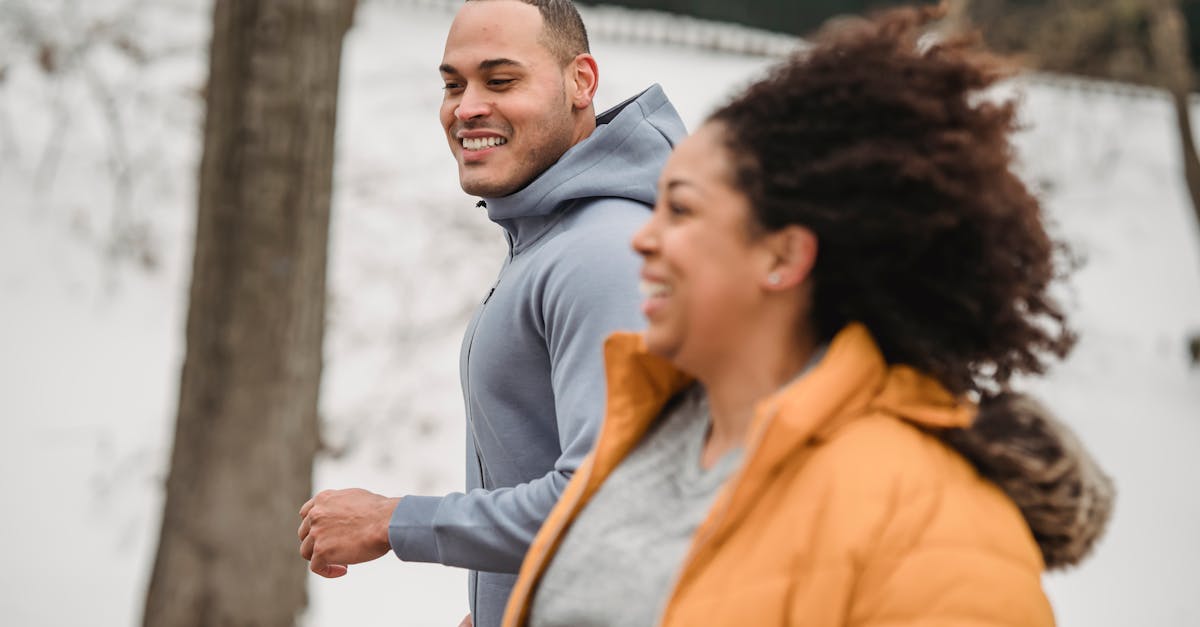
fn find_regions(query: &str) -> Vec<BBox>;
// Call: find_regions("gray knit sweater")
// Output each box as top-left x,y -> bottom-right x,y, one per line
529,384 -> 742,627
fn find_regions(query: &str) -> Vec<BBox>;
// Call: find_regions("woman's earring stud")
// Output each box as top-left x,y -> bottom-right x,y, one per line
768,273 -> 782,286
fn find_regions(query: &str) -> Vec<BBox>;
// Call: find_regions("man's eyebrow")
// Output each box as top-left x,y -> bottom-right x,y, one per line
440,58 -> 526,74
478,58 -> 525,71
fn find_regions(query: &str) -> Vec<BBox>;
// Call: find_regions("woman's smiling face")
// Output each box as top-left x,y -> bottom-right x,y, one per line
632,123 -> 781,369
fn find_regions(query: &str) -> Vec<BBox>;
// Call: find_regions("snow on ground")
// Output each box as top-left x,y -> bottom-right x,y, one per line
1,1 -> 1198,625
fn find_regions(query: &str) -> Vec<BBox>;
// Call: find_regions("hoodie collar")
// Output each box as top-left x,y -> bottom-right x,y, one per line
480,84 -> 682,251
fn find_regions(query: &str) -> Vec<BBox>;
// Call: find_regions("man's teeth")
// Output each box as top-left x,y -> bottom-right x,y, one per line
639,280 -> 672,298
462,136 -> 508,151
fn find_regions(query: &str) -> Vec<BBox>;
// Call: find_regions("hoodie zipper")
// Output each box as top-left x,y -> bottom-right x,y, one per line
461,226 -> 515,617
463,228 -> 515,497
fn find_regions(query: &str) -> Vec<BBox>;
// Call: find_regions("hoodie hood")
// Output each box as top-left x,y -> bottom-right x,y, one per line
482,84 -> 686,249
594,325 -> 1114,572
765,329 -> 1114,572
942,392 -> 1115,570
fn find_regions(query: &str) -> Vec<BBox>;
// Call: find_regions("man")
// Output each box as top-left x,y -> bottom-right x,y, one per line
297,1 -> 686,625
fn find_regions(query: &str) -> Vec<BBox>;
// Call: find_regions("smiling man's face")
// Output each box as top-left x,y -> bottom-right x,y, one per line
439,1 -> 581,197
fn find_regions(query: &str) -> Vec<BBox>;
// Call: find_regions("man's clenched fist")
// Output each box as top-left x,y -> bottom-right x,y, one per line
298,488 -> 401,578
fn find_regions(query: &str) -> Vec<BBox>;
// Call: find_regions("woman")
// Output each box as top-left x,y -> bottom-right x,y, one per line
503,7 -> 1112,626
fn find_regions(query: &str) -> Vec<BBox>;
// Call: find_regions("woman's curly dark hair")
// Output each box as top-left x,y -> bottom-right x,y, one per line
709,6 -> 1075,397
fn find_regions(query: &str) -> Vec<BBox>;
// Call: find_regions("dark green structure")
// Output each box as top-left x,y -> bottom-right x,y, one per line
589,0 -> 933,36
591,0 -> 1200,72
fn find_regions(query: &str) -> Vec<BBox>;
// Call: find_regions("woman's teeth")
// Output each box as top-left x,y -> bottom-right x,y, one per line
639,280 -> 672,298
462,137 -> 507,151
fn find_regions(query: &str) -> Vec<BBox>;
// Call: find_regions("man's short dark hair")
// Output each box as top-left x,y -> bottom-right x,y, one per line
468,0 -> 590,64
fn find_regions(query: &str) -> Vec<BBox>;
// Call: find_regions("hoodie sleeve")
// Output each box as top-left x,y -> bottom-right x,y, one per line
387,200 -> 647,573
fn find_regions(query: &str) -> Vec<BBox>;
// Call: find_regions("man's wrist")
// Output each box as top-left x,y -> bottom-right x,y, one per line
378,496 -> 402,553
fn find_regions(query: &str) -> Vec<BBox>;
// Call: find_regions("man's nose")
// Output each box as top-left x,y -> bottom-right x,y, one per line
455,85 -> 492,121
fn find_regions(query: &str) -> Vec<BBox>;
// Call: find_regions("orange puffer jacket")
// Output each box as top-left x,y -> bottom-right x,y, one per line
503,323 -> 1070,626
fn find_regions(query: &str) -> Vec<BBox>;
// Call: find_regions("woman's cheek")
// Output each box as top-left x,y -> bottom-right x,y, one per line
689,277 -> 738,336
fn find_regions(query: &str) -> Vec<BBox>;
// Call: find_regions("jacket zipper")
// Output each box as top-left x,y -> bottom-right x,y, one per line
464,235 -> 515,481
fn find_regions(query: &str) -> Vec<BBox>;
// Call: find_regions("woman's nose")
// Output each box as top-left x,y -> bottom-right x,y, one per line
631,214 -> 659,257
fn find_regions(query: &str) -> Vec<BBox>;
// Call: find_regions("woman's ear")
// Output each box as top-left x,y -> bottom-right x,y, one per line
569,54 -> 600,110
762,226 -> 818,290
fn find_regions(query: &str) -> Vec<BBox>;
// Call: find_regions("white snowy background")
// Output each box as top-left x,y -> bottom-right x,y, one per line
1,0 -> 1198,625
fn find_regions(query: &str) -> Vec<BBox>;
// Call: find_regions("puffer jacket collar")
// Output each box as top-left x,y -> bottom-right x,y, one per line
595,323 -> 973,476
593,324 -> 1114,573
590,323 -> 975,567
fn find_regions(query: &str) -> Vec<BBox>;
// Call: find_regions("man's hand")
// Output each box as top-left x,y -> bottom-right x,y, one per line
457,613 -> 473,627
298,488 -> 401,578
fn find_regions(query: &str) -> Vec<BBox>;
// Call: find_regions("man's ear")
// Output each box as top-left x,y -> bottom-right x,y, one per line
762,225 -> 818,290
568,53 -> 599,110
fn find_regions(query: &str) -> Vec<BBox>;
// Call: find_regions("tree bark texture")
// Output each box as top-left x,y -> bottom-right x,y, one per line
143,1 -> 355,626
1149,0 -> 1200,242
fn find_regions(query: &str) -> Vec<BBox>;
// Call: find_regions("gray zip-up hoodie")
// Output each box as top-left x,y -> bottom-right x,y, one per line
388,84 -> 686,626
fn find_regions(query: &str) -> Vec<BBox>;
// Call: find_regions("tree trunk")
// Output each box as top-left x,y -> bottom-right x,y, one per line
1168,89 -> 1200,236
1149,0 -> 1200,238
143,1 -> 355,626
